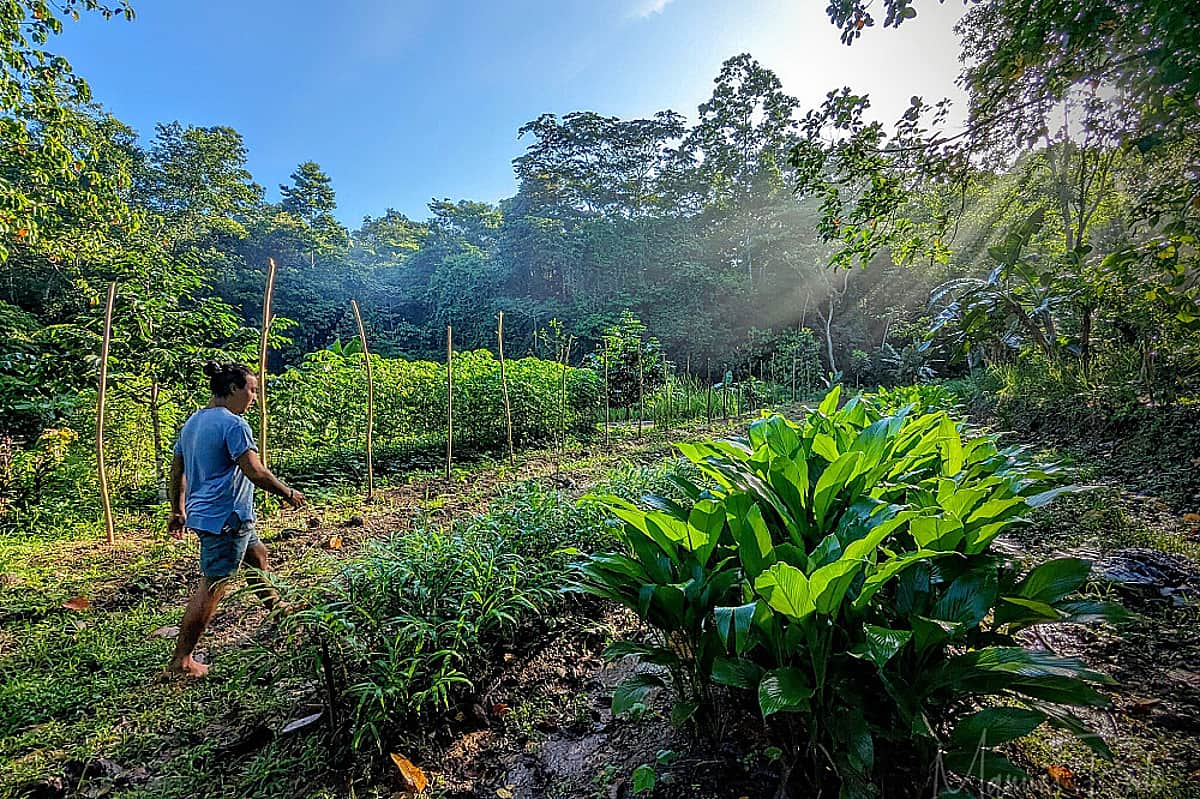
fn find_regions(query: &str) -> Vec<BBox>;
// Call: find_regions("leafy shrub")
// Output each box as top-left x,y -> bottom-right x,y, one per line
585,311 -> 665,409
866,383 -> 961,416
577,386 -> 1126,797
269,348 -> 600,471
275,465 -> 686,760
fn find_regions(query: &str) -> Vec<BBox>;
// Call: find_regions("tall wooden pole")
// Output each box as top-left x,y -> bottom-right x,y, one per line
259,257 -> 277,467
446,325 -> 453,480
706,359 -> 712,423
661,349 -> 670,432
637,346 -> 645,438
559,336 -> 573,458
350,299 -> 375,499
497,312 -> 515,468
97,281 -> 116,545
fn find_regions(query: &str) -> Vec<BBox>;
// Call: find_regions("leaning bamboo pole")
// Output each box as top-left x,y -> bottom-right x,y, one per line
350,300 -> 375,499
259,257 -> 277,467
497,312 -> 515,468
446,326 -> 453,480
97,281 -> 116,545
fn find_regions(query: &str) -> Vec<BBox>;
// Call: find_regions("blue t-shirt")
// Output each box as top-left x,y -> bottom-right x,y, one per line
173,407 -> 258,534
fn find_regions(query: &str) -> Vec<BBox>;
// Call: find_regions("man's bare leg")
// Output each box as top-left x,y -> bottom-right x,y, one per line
166,577 -> 228,678
242,543 -> 281,610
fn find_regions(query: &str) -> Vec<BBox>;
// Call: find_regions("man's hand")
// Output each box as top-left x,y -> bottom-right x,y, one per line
287,490 -> 306,509
168,512 -> 187,540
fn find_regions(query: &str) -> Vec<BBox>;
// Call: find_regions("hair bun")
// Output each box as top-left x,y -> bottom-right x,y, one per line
202,361 -> 222,378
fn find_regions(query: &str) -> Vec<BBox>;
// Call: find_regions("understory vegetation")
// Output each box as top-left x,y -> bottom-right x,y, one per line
579,388 -> 1129,796
2,0 -> 1199,798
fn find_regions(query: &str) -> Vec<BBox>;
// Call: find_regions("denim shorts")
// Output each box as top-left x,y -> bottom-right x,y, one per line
196,512 -> 261,579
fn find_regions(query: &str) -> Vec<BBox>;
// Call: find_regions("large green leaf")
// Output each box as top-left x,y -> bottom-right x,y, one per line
851,625 -> 912,668
817,385 -> 842,416
754,562 -> 815,620
611,672 -> 666,716
950,706 -> 1046,748
910,515 -> 965,551
813,451 -> 864,529
729,502 -> 775,580
854,549 -> 945,610
750,414 -> 801,458
1015,557 -> 1091,604
994,595 -> 1065,628
603,640 -> 681,668
933,647 -> 1114,692
812,432 -> 840,462
758,667 -> 813,717
810,558 -> 861,615
711,656 -> 763,689
713,601 -> 757,653
938,415 -> 964,476
932,567 -> 998,627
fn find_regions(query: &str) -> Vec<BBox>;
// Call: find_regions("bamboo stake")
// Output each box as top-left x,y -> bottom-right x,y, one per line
706,359 -> 712,423
97,281 -> 116,545
603,335 -> 611,446
722,364 -> 728,420
497,312 -> 515,468
259,257 -> 277,467
559,336 -> 573,458
350,299 -> 375,499
792,356 -> 797,403
637,346 -> 645,438
661,349 -> 670,432
446,325 -> 453,480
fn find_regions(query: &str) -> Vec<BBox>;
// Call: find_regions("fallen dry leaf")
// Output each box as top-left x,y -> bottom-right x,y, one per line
62,596 -> 90,611
326,535 -> 343,550
1128,696 -> 1162,715
1167,669 -> 1200,689
280,711 -> 322,735
496,789 -> 514,799
491,703 -> 510,717
149,626 -> 179,639
1047,764 -> 1077,791
390,753 -> 427,794
1183,513 -> 1200,524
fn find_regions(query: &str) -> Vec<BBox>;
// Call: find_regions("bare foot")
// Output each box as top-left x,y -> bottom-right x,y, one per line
164,656 -> 209,678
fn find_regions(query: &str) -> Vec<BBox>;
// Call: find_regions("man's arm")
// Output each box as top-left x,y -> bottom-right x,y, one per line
236,449 -> 306,508
168,452 -> 187,539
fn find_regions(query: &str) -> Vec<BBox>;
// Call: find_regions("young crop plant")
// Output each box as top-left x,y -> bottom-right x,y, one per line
576,386 -> 1128,798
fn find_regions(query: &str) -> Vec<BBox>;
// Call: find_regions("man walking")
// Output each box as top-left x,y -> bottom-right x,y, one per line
165,362 -> 306,678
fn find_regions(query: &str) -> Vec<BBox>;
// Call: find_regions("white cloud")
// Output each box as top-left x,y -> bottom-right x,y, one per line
629,0 -> 676,19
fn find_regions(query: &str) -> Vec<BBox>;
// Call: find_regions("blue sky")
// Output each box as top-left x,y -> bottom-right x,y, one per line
57,0 -> 967,227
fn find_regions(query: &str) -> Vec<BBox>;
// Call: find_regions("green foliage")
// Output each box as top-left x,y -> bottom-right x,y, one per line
274,468 -> 683,758
577,387 -> 1126,795
268,348 -> 599,477
865,383 -> 960,416
586,311 -> 664,409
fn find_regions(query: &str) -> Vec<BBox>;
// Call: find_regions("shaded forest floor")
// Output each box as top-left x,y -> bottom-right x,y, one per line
3,403 -> 1200,799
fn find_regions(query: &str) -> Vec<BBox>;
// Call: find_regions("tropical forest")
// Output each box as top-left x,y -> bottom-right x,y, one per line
1,1 -> 1199,797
